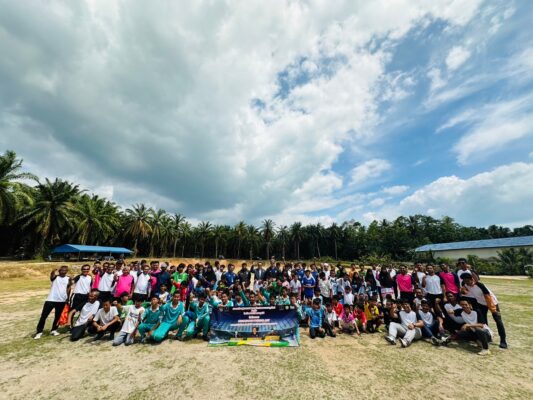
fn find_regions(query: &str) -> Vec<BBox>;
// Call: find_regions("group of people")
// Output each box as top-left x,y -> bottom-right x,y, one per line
34,257 -> 508,355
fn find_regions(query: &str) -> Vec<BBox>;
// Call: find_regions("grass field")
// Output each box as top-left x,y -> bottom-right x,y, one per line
0,263 -> 532,400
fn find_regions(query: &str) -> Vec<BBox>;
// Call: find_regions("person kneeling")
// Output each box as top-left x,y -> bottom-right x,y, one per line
112,298 -> 144,346
70,290 -> 100,341
455,299 -> 492,356
385,299 -> 423,348
90,300 -> 121,340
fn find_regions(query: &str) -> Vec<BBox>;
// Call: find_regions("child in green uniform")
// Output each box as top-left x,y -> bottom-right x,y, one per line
138,296 -> 162,342
148,292 -> 185,342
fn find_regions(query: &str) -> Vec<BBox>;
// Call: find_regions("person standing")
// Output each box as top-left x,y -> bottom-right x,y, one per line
394,266 -> 415,304
34,266 -> 72,339
67,264 -> 93,328
460,273 -> 507,349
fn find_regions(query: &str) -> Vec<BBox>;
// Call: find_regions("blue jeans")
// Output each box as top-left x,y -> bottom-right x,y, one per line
421,321 -> 440,338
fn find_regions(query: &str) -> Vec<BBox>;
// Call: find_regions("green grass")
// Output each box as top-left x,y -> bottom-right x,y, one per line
0,273 -> 532,400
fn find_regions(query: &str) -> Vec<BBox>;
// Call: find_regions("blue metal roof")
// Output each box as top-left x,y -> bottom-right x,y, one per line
51,244 -> 133,254
415,235 -> 533,252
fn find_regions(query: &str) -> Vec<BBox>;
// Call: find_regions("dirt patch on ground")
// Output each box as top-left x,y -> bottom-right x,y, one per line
0,269 -> 532,400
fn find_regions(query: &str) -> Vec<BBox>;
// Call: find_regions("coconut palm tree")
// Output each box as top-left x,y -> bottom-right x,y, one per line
180,221 -> 192,257
149,209 -> 168,257
197,221 -> 212,258
276,225 -> 289,260
19,178 -> 81,251
170,213 -> 185,258
261,219 -> 275,260
233,221 -> 247,259
0,150 -> 37,225
328,223 -> 342,260
212,225 -> 226,259
124,204 -> 153,256
246,225 -> 261,260
75,194 -> 120,245
290,222 -> 303,260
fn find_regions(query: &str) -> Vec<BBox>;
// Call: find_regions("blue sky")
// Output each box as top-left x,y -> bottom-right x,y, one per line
1,0 -> 532,227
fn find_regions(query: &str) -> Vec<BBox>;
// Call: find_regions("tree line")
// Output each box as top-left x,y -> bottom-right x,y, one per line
1,150 -> 532,266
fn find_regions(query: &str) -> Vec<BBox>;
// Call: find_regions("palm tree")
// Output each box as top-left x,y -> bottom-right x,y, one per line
19,178 -> 81,251
212,225 -> 226,259
328,223 -> 342,260
261,219 -> 275,260
124,204 -> 153,256
276,225 -> 289,260
197,221 -> 212,258
148,209 -> 169,257
246,225 -> 261,260
0,150 -> 37,225
233,221 -> 247,259
310,223 -> 325,258
75,195 -> 120,245
290,222 -> 303,260
170,214 -> 185,258
180,221 -> 192,257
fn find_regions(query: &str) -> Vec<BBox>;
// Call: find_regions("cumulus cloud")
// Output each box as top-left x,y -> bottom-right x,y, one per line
445,46 -> 471,71
370,162 -> 533,226
382,185 -> 409,195
0,0 -> 486,224
349,159 -> 391,186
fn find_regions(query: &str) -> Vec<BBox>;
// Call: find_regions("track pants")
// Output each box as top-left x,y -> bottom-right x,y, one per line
477,304 -> 506,344
70,323 -> 88,341
36,301 -> 66,333
456,328 -> 490,350
388,322 -> 422,345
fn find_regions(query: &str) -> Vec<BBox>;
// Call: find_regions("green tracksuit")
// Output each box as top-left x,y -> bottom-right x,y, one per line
138,306 -> 162,339
151,302 -> 186,342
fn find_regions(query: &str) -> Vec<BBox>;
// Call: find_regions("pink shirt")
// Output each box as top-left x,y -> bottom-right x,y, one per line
439,272 -> 458,294
92,272 -> 101,289
396,274 -> 413,293
114,275 -> 133,296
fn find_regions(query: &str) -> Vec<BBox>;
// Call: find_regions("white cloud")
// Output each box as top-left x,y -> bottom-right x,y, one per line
382,185 -> 409,195
445,46 -> 471,71
438,94 -> 533,164
0,1 -> 486,224
349,159 -> 391,186
371,162 -> 533,226
427,68 -> 446,91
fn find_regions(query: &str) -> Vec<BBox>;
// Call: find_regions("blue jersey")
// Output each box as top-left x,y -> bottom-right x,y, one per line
302,276 -> 316,297
305,306 -> 325,328
224,271 -> 236,285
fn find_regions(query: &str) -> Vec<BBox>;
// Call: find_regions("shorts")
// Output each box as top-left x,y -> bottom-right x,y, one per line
70,293 -> 89,311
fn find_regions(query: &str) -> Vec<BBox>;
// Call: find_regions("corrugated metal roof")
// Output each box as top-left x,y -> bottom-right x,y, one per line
415,235 -> 533,252
51,244 -> 133,254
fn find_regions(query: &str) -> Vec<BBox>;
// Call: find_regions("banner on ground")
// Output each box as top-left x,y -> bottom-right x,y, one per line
208,305 -> 300,347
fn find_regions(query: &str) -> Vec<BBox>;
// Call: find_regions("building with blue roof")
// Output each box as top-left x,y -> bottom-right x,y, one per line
414,236 -> 533,259
51,244 -> 133,260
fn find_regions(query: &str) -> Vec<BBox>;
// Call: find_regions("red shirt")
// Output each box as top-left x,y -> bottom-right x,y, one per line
333,302 -> 344,317
353,309 -> 367,324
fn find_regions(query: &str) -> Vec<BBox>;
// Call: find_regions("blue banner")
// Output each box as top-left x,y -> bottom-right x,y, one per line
208,305 -> 300,347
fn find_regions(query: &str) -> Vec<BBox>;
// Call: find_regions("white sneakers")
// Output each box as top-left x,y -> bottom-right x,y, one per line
478,349 -> 491,356
34,330 -> 60,339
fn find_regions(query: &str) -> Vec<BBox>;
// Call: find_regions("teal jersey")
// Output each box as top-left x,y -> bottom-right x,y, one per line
142,306 -> 162,325
275,296 -> 290,306
161,302 -> 184,324
189,301 -> 210,319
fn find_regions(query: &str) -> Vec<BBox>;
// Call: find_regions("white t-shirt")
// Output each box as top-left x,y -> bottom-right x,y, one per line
418,310 -> 434,325
399,310 -> 418,328
416,272 -> 426,288
74,300 -> 100,326
457,268 -> 472,285
47,276 -> 70,302
444,303 -> 464,324
134,273 -> 151,294
326,310 -> 338,325
121,305 -> 144,333
98,273 -> 115,292
461,310 -> 479,325
290,279 -> 301,293
424,275 -> 442,295
463,284 -> 498,306
73,275 -> 92,295
318,279 -> 332,297
94,306 -> 119,325
343,293 -> 354,306
129,270 -> 138,284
